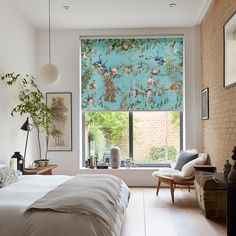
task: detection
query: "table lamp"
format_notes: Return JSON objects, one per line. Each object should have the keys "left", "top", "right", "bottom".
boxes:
{"left": 21, "top": 117, "right": 41, "bottom": 169}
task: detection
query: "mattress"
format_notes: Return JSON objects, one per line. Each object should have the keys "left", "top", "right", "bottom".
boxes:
{"left": 0, "top": 174, "right": 130, "bottom": 236}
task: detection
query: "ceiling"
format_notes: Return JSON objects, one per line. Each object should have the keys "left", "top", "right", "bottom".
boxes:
{"left": 9, "top": 0, "right": 212, "bottom": 29}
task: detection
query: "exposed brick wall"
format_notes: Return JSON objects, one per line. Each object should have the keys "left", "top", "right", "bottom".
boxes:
{"left": 201, "top": 0, "right": 236, "bottom": 171}
{"left": 133, "top": 112, "right": 179, "bottom": 160}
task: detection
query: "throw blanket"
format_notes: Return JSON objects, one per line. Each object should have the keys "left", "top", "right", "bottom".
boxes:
{"left": 26, "top": 174, "right": 130, "bottom": 235}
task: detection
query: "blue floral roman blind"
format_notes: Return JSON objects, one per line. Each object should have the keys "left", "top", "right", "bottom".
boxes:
{"left": 81, "top": 37, "right": 183, "bottom": 111}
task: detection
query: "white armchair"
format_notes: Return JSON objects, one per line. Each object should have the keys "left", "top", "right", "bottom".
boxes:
{"left": 152, "top": 153, "right": 208, "bottom": 203}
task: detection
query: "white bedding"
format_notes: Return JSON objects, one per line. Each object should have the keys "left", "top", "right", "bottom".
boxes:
{"left": 0, "top": 174, "right": 130, "bottom": 236}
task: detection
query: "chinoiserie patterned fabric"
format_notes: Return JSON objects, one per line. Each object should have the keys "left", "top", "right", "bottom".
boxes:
{"left": 81, "top": 37, "right": 183, "bottom": 111}
{"left": 0, "top": 166, "right": 18, "bottom": 188}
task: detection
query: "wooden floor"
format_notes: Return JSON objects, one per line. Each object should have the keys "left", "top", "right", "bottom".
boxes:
{"left": 121, "top": 188, "right": 226, "bottom": 236}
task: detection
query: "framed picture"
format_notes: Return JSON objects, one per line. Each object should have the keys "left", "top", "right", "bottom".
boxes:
{"left": 201, "top": 88, "right": 209, "bottom": 120}
{"left": 46, "top": 92, "right": 72, "bottom": 151}
{"left": 224, "top": 11, "right": 236, "bottom": 87}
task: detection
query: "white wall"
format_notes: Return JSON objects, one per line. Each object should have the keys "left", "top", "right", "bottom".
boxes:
{"left": 0, "top": 1, "right": 37, "bottom": 165}
{"left": 36, "top": 30, "right": 80, "bottom": 175}
{"left": 36, "top": 28, "right": 202, "bottom": 185}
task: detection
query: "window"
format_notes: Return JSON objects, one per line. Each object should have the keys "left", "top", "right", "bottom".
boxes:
{"left": 82, "top": 111, "right": 182, "bottom": 166}
{"left": 81, "top": 37, "right": 184, "bottom": 167}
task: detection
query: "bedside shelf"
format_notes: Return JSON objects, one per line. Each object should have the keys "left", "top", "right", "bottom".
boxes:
{"left": 23, "top": 164, "right": 57, "bottom": 175}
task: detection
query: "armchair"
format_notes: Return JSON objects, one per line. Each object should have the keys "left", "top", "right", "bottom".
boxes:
{"left": 152, "top": 153, "right": 208, "bottom": 203}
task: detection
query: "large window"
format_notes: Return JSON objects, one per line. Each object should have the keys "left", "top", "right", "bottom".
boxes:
{"left": 81, "top": 37, "right": 184, "bottom": 167}
{"left": 82, "top": 111, "right": 182, "bottom": 166}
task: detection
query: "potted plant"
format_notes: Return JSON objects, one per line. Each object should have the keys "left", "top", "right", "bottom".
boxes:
{"left": 1, "top": 72, "right": 53, "bottom": 166}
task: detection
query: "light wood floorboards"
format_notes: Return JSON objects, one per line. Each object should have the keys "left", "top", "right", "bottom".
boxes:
{"left": 121, "top": 188, "right": 226, "bottom": 236}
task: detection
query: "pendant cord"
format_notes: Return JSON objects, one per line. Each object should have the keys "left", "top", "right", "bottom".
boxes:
{"left": 49, "top": 0, "right": 51, "bottom": 64}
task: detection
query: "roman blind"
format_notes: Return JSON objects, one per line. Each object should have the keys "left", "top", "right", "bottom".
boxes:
{"left": 81, "top": 37, "right": 183, "bottom": 111}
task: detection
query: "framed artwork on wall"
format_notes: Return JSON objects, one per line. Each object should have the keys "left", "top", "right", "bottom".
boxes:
{"left": 201, "top": 88, "right": 209, "bottom": 120}
{"left": 224, "top": 11, "right": 236, "bottom": 88}
{"left": 46, "top": 92, "right": 72, "bottom": 151}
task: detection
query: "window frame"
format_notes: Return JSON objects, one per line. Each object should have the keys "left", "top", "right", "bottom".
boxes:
{"left": 82, "top": 111, "right": 183, "bottom": 167}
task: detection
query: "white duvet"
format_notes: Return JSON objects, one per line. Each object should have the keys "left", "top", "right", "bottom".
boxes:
{"left": 0, "top": 174, "right": 130, "bottom": 236}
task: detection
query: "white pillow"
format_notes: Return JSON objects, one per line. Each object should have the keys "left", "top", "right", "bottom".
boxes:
{"left": 0, "top": 166, "right": 18, "bottom": 188}
{"left": 186, "top": 149, "right": 198, "bottom": 154}
{"left": 181, "top": 153, "right": 207, "bottom": 178}
{"left": 0, "top": 164, "right": 7, "bottom": 169}
{"left": 0, "top": 164, "right": 22, "bottom": 176}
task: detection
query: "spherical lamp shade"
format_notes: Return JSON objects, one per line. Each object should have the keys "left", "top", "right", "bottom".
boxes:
{"left": 40, "top": 63, "right": 60, "bottom": 85}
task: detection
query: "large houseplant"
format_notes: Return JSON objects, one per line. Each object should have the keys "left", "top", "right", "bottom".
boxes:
{"left": 1, "top": 72, "right": 53, "bottom": 162}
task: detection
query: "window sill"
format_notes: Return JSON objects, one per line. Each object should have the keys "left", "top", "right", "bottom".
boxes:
{"left": 79, "top": 167, "right": 168, "bottom": 171}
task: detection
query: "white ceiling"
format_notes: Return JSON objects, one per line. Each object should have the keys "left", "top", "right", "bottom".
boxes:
{"left": 9, "top": 0, "right": 212, "bottom": 29}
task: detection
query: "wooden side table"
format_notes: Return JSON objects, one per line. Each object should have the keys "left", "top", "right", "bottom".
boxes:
{"left": 194, "top": 164, "right": 216, "bottom": 173}
{"left": 23, "top": 164, "right": 57, "bottom": 175}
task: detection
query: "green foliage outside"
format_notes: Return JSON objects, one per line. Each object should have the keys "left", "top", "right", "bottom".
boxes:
{"left": 149, "top": 146, "right": 177, "bottom": 162}
{"left": 85, "top": 111, "right": 180, "bottom": 163}
{"left": 85, "top": 112, "right": 129, "bottom": 159}
{"left": 138, "top": 145, "right": 177, "bottom": 163}
{"left": 88, "top": 128, "right": 106, "bottom": 160}
{"left": 171, "top": 111, "right": 180, "bottom": 130}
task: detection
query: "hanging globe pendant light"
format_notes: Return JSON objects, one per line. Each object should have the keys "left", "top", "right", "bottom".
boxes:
{"left": 40, "top": 0, "right": 60, "bottom": 85}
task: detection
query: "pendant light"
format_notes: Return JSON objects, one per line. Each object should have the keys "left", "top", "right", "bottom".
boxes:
{"left": 40, "top": 0, "right": 60, "bottom": 85}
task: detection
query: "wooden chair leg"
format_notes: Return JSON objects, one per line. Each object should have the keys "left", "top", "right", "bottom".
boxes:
{"left": 188, "top": 185, "right": 191, "bottom": 192}
{"left": 170, "top": 182, "right": 175, "bottom": 203}
{"left": 156, "top": 178, "right": 161, "bottom": 196}
{"left": 173, "top": 184, "right": 176, "bottom": 191}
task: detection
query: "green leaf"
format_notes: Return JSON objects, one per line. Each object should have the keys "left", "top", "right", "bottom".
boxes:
{"left": 1, "top": 72, "right": 53, "bottom": 137}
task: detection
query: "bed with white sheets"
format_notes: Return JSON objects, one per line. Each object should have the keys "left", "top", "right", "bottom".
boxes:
{"left": 0, "top": 173, "right": 130, "bottom": 236}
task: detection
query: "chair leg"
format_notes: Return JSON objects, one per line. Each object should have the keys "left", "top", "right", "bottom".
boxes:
{"left": 188, "top": 185, "right": 191, "bottom": 192}
{"left": 170, "top": 182, "right": 175, "bottom": 203}
{"left": 156, "top": 178, "right": 161, "bottom": 196}
{"left": 173, "top": 184, "right": 176, "bottom": 191}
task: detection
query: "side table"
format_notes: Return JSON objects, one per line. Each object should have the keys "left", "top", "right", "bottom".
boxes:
{"left": 194, "top": 164, "right": 216, "bottom": 173}
{"left": 23, "top": 164, "right": 57, "bottom": 175}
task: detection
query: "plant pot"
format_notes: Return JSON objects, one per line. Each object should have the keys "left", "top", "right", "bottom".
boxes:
{"left": 39, "top": 159, "right": 50, "bottom": 167}
{"left": 44, "top": 159, "right": 49, "bottom": 166}
{"left": 35, "top": 160, "right": 45, "bottom": 167}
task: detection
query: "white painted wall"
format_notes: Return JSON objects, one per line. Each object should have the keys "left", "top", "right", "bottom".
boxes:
{"left": 0, "top": 1, "right": 37, "bottom": 165}
{"left": 36, "top": 30, "right": 80, "bottom": 175}
{"left": 36, "top": 28, "right": 202, "bottom": 186}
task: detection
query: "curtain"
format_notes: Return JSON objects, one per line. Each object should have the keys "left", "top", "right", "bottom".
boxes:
{"left": 81, "top": 37, "right": 183, "bottom": 111}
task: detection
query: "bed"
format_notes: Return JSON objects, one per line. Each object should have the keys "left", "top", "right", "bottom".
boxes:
{"left": 0, "top": 171, "right": 130, "bottom": 236}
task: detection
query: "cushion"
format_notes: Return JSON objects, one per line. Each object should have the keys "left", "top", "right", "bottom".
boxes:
{"left": 0, "top": 164, "right": 7, "bottom": 169}
{"left": 152, "top": 169, "right": 180, "bottom": 178}
{"left": 181, "top": 153, "right": 208, "bottom": 178}
{"left": 174, "top": 150, "right": 198, "bottom": 171}
{"left": 0, "top": 166, "right": 18, "bottom": 188}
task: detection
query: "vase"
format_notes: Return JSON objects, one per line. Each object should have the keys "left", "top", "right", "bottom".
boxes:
{"left": 110, "top": 147, "right": 120, "bottom": 169}
{"left": 10, "top": 152, "right": 23, "bottom": 171}
{"left": 40, "top": 159, "right": 49, "bottom": 167}
{"left": 124, "top": 158, "right": 132, "bottom": 168}
{"left": 224, "top": 159, "right": 232, "bottom": 180}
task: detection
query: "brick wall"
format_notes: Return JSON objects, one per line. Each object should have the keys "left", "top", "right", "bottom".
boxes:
{"left": 133, "top": 112, "right": 179, "bottom": 160}
{"left": 201, "top": 0, "right": 236, "bottom": 171}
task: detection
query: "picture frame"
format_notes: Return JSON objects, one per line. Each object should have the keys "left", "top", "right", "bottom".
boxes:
{"left": 201, "top": 88, "right": 209, "bottom": 120}
{"left": 46, "top": 92, "right": 72, "bottom": 151}
{"left": 224, "top": 11, "right": 236, "bottom": 88}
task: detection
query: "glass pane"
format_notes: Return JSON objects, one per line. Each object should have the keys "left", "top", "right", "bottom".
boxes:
{"left": 133, "top": 111, "right": 180, "bottom": 163}
{"left": 84, "top": 112, "right": 129, "bottom": 164}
